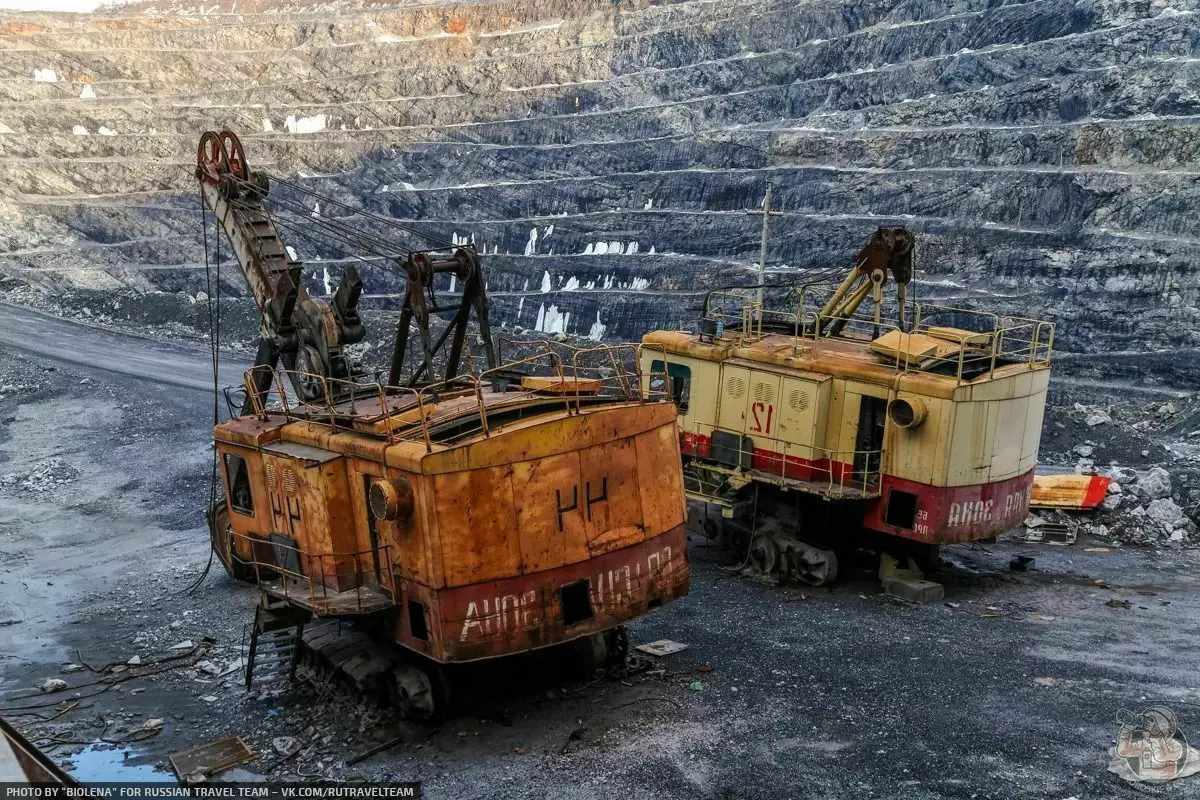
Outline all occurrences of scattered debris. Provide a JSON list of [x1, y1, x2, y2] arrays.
[[1021, 515, 1076, 545], [169, 736, 255, 783], [1105, 599, 1133, 609], [635, 640, 689, 657], [38, 679, 68, 693], [689, 681, 704, 692], [1009, 555, 1035, 572], [59, 664, 84, 674], [272, 737, 300, 756], [346, 735, 406, 766], [143, 718, 165, 730]]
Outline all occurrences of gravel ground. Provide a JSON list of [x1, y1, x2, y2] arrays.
[[1, 324, 1199, 799]]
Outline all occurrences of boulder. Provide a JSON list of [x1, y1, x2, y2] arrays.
[[1134, 467, 1172, 500], [1145, 497, 1187, 532]]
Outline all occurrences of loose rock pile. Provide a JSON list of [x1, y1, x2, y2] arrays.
[[1083, 466, 1196, 547], [0, 456, 79, 494]]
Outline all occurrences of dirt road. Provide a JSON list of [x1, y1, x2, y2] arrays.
[[1, 315, 1199, 798]]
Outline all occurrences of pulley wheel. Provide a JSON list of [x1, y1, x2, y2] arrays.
[[295, 344, 326, 402]]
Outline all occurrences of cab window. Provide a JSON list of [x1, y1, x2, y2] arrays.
[[651, 360, 691, 414], [224, 453, 254, 515]]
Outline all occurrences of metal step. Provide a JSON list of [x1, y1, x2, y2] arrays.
[[245, 604, 306, 689]]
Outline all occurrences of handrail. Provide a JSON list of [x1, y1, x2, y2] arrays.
[[700, 284, 1054, 383], [681, 420, 883, 497], [229, 531, 395, 615], [232, 341, 671, 447]]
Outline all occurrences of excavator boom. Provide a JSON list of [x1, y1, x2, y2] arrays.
[[196, 130, 364, 409]]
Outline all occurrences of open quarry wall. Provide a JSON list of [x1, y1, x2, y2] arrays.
[[0, 0, 1196, 383]]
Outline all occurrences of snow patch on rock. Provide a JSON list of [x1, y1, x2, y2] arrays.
[[535, 304, 570, 335], [285, 113, 327, 134]]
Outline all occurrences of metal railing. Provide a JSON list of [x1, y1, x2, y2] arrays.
[[233, 341, 675, 451], [229, 531, 396, 615], [699, 286, 1054, 384], [681, 421, 883, 498]]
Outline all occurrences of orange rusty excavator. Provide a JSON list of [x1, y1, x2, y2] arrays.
[[196, 131, 689, 715]]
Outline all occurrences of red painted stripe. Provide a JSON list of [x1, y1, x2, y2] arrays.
[[682, 432, 852, 482]]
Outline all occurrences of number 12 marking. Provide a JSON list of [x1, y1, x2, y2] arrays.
[[750, 402, 774, 434]]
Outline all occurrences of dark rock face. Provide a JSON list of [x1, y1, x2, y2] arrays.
[[0, 0, 1196, 385]]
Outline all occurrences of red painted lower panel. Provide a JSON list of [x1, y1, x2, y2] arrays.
[[683, 432, 1035, 544], [423, 524, 689, 663], [865, 470, 1035, 543]]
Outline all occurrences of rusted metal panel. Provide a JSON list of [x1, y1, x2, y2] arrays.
[[420, 402, 676, 474], [580, 437, 645, 556], [435, 464, 522, 588], [261, 440, 340, 463], [429, 523, 689, 662], [169, 736, 255, 782], [1031, 473, 1111, 510], [643, 329, 974, 400], [510, 451, 589, 574], [213, 414, 286, 446], [520, 375, 603, 394], [635, 426, 688, 537], [864, 469, 1036, 543], [868, 330, 957, 364]]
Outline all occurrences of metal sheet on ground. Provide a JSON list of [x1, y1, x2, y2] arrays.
[[169, 736, 255, 781], [635, 639, 689, 657]]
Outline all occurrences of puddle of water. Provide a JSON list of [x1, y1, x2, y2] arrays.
[[67, 744, 176, 782]]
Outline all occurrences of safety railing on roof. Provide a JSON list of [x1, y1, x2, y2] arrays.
[[679, 421, 883, 499], [229, 531, 396, 615], [233, 341, 674, 452], [699, 285, 1054, 384]]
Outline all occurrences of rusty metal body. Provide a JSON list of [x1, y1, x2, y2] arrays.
[[197, 130, 689, 694], [640, 229, 1055, 582], [212, 359, 690, 664]]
